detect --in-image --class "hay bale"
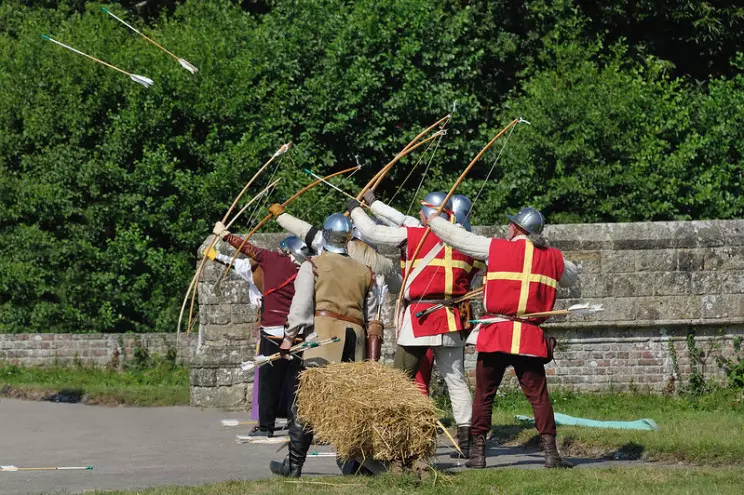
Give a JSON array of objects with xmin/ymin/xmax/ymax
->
[{"xmin": 296, "ymin": 361, "xmax": 438, "ymax": 463}]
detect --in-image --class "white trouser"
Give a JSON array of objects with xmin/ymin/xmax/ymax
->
[{"xmin": 433, "ymin": 346, "xmax": 473, "ymax": 427}]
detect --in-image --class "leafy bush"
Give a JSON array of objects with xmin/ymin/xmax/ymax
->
[{"xmin": 1, "ymin": 1, "xmax": 742, "ymax": 333}]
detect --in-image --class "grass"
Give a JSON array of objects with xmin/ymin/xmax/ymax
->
[
  {"xmin": 91, "ymin": 466, "xmax": 744, "ymax": 495},
  {"xmin": 483, "ymin": 388, "xmax": 744, "ymax": 466},
  {"xmin": 0, "ymin": 360, "xmax": 189, "ymax": 406}
]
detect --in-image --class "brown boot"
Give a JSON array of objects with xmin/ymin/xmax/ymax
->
[
  {"xmin": 465, "ymin": 433, "xmax": 486, "ymax": 468},
  {"xmin": 450, "ymin": 426, "xmax": 471, "ymax": 458},
  {"xmin": 541, "ymin": 434, "xmax": 574, "ymax": 468}
]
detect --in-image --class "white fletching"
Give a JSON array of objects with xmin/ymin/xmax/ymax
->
[
  {"xmin": 1, "ymin": 465, "xmax": 18, "ymax": 472},
  {"xmin": 178, "ymin": 58, "xmax": 199, "ymax": 74},
  {"xmin": 255, "ymin": 354, "xmax": 271, "ymax": 364},
  {"xmin": 567, "ymin": 303, "xmax": 604, "ymax": 314},
  {"xmin": 240, "ymin": 361, "xmax": 256, "ymax": 372},
  {"xmin": 273, "ymin": 143, "xmax": 291, "ymax": 157},
  {"xmin": 221, "ymin": 419, "xmax": 241, "ymax": 427},
  {"xmin": 130, "ymin": 74, "xmax": 154, "ymax": 88}
]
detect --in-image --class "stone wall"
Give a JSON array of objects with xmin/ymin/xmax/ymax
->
[
  {"xmin": 0, "ymin": 333, "xmax": 197, "ymax": 367},
  {"xmin": 192, "ymin": 220, "xmax": 744, "ymax": 409}
]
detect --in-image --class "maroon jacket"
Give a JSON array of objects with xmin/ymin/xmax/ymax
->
[{"xmin": 223, "ymin": 234, "xmax": 298, "ymax": 328}]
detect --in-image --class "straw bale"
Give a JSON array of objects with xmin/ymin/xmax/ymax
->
[{"xmin": 296, "ymin": 361, "xmax": 438, "ymax": 463}]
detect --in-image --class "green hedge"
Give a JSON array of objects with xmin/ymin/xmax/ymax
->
[{"xmin": 1, "ymin": 1, "xmax": 742, "ymax": 333}]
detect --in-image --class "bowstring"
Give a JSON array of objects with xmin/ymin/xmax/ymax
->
[
  {"xmin": 467, "ymin": 123, "xmax": 517, "ymax": 218},
  {"xmin": 388, "ymin": 131, "xmax": 440, "ymax": 205},
  {"xmin": 236, "ymin": 151, "xmax": 286, "ymax": 235},
  {"xmin": 404, "ymin": 130, "xmax": 446, "ymax": 217}
]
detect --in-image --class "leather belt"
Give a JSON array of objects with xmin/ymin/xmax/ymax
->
[{"xmin": 314, "ymin": 310, "xmax": 364, "ymax": 327}]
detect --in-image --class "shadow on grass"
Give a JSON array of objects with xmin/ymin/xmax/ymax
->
[
  {"xmin": 47, "ymin": 388, "xmax": 86, "ymax": 403},
  {"xmin": 489, "ymin": 424, "xmax": 648, "ymax": 463}
]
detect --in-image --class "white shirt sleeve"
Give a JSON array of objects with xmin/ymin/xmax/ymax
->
[
  {"xmin": 559, "ymin": 259, "xmax": 578, "ymax": 288},
  {"xmin": 369, "ymin": 201, "xmax": 421, "ymax": 227},
  {"xmin": 364, "ymin": 279, "xmax": 379, "ymax": 323},
  {"xmin": 276, "ymin": 212, "xmax": 324, "ymax": 253},
  {"xmin": 428, "ymin": 217, "xmax": 490, "ymax": 260},
  {"xmin": 350, "ymin": 208, "xmax": 407, "ymax": 247},
  {"xmin": 215, "ymin": 254, "xmax": 262, "ymax": 306},
  {"xmin": 284, "ymin": 261, "xmax": 315, "ymax": 340}
]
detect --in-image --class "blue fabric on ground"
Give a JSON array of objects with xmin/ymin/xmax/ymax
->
[{"xmin": 515, "ymin": 413, "xmax": 659, "ymax": 431}]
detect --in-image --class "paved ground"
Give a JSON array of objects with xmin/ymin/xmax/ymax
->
[{"xmin": 0, "ymin": 398, "xmax": 643, "ymax": 495}]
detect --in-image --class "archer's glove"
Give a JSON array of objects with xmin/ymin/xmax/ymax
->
[
  {"xmin": 362, "ymin": 190, "xmax": 377, "ymax": 206},
  {"xmin": 212, "ymin": 221, "xmax": 229, "ymax": 238},
  {"xmin": 347, "ymin": 199, "xmax": 362, "ymax": 214},
  {"xmin": 202, "ymin": 247, "xmax": 218, "ymax": 261},
  {"xmin": 269, "ymin": 203, "xmax": 285, "ymax": 217}
]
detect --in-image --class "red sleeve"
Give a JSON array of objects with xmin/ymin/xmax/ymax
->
[{"xmin": 223, "ymin": 234, "xmax": 266, "ymax": 263}]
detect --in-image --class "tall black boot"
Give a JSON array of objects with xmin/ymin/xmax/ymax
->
[
  {"xmin": 465, "ymin": 433, "xmax": 486, "ymax": 469},
  {"xmin": 269, "ymin": 419, "xmax": 313, "ymax": 477},
  {"xmin": 541, "ymin": 434, "xmax": 574, "ymax": 468},
  {"xmin": 450, "ymin": 426, "xmax": 471, "ymax": 459}
]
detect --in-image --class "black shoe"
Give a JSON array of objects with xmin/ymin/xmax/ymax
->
[
  {"xmin": 269, "ymin": 457, "xmax": 301, "ymax": 478},
  {"xmin": 248, "ymin": 425, "xmax": 274, "ymax": 438}
]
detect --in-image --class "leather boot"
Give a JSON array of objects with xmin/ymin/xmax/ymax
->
[
  {"xmin": 269, "ymin": 418, "xmax": 313, "ymax": 477},
  {"xmin": 541, "ymin": 434, "xmax": 574, "ymax": 468},
  {"xmin": 450, "ymin": 426, "xmax": 471, "ymax": 458},
  {"xmin": 465, "ymin": 433, "xmax": 486, "ymax": 469}
]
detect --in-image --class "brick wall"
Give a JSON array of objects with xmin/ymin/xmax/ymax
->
[
  {"xmin": 0, "ymin": 333, "xmax": 197, "ymax": 367},
  {"xmin": 191, "ymin": 220, "xmax": 744, "ymax": 409}
]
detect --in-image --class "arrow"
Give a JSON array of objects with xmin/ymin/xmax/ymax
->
[
  {"xmin": 470, "ymin": 303, "xmax": 605, "ymax": 325},
  {"xmin": 221, "ymin": 419, "xmax": 258, "ymax": 427},
  {"xmin": 415, "ymin": 287, "xmax": 483, "ymax": 319},
  {"xmin": 102, "ymin": 7, "xmax": 198, "ymax": 74},
  {"xmin": 42, "ymin": 35, "xmax": 153, "ymax": 88},
  {"xmin": 1, "ymin": 465, "xmax": 93, "ymax": 472},
  {"xmin": 302, "ymin": 169, "xmax": 359, "ymax": 202}
]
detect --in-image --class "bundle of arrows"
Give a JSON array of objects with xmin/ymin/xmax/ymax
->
[{"xmin": 239, "ymin": 336, "xmax": 341, "ymax": 373}]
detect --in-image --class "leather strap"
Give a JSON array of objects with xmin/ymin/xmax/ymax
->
[
  {"xmin": 263, "ymin": 273, "xmax": 297, "ymax": 297},
  {"xmin": 314, "ymin": 310, "xmax": 364, "ymax": 327},
  {"xmin": 304, "ymin": 227, "xmax": 320, "ymax": 251}
]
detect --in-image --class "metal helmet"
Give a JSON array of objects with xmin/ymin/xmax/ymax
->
[
  {"xmin": 420, "ymin": 191, "xmax": 453, "ymax": 221},
  {"xmin": 451, "ymin": 194, "xmax": 473, "ymax": 231},
  {"xmin": 279, "ymin": 235, "xmax": 311, "ymax": 264},
  {"xmin": 322, "ymin": 213, "xmax": 353, "ymax": 254},
  {"xmin": 506, "ymin": 207, "xmax": 545, "ymax": 235}
]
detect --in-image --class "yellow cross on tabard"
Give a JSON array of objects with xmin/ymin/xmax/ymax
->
[
  {"xmin": 402, "ymin": 244, "xmax": 482, "ymax": 331},
  {"xmin": 485, "ymin": 241, "xmax": 557, "ymax": 353}
]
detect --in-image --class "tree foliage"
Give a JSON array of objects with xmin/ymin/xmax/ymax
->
[{"xmin": 0, "ymin": 0, "xmax": 742, "ymax": 333}]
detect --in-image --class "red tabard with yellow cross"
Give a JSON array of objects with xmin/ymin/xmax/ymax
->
[
  {"xmin": 402, "ymin": 227, "xmax": 482, "ymax": 337},
  {"xmin": 478, "ymin": 238, "xmax": 564, "ymax": 357}
]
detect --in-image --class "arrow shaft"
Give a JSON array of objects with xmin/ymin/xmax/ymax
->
[
  {"xmin": 303, "ymin": 169, "xmax": 357, "ymax": 201},
  {"xmin": 103, "ymin": 8, "xmax": 180, "ymax": 60},
  {"xmin": 44, "ymin": 36, "xmax": 130, "ymax": 76}
]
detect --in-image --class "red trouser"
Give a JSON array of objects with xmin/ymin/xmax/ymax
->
[
  {"xmin": 471, "ymin": 352, "xmax": 556, "ymax": 437},
  {"xmin": 414, "ymin": 348, "xmax": 435, "ymax": 395}
]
